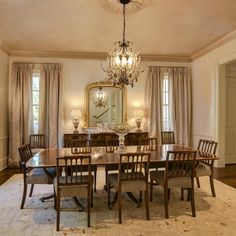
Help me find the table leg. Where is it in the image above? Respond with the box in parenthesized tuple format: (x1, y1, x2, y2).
(109, 191, 141, 209)
(40, 194, 55, 202)
(126, 192, 141, 208)
(73, 197, 84, 211)
(108, 191, 118, 209)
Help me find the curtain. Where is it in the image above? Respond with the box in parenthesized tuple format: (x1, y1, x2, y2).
(9, 63, 33, 166)
(145, 66, 192, 146)
(145, 67, 166, 140)
(39, 63, 64, 148)
(169, 67, 192, 146)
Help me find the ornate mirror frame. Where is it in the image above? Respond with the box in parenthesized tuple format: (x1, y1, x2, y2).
(84, 81, 127, 127)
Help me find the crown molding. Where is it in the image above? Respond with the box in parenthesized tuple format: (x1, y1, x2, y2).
(0, 41, 10, 54)
(143, 54, 191, 62)
(10, 50, 107, 59)
(9, 50, 191, 62)
(191, 30, 236, 61)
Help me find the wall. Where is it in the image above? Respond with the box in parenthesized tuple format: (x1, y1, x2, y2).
(9, 56, 190, 133)
(192, 37, 236, 167)
(0, 48, 9, 170)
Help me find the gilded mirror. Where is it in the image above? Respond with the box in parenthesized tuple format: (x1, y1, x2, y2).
(84, 81, 127, 127)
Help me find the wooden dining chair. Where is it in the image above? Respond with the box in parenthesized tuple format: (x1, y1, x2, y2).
(54, 155, 93, 230)
(104, 138, 119, 191)
(68, 140, 97, 193)
(18, 144, 56, 209)
(107, 152, 150, 224)
(139, 137, 158, 151)
(194, 139, 218, 197)
(150, 150, 197, 218)
(30, 134, 46, 155)
(161, 131, 175, 144)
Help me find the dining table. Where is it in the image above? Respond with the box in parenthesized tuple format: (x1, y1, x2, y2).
(26, 145, 218, 209)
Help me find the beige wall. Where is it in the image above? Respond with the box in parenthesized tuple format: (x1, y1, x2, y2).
(9, 56, 190, 134)
(192, 37, 236, 167)
(0, 48, 9, 170)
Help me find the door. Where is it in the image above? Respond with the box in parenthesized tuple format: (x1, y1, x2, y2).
(225, 66, 236, 164)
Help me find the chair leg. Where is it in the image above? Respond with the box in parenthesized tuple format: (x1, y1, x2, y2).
(145, 190, 150, 220)
(168, 188, 171, 201)
(94, 169, 97, 192)
(139, 191, 142, 203)
(108, 182, 111, 206)
(190, 187, 196, 217)
(164, 187, 169, 219)
(196, 177, 200, 188)
(20, 181, 27, 209)
(87, 188, 91, 227)
(209, 175, 216, 197)
(105, 169, 108, 192)
(181, 188, 184, 200)
(150, 178, 153, 201)
(29, 184, 34, 197)
(91, 188, 94, 208)
(118, 190, 122, 224)
(56, 192, 60, 231)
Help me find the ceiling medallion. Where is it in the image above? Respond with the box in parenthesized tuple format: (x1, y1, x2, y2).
(99, 0, 151, 14)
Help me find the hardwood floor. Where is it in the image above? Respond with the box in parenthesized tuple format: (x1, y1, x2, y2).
(0, 165, 236, 188)
(213, 164, 236, 188)
(0, 167, 21, 185)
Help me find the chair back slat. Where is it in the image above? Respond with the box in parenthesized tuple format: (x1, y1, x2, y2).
(197, 139, 218, 165)
(56, 155, 91, 186)
(30, 134, 45, 148)
(67, 139, 88, 148)
(18, 144, 32, 172)
(161, 131, 175, 144)
(166, 151, 197, 178)
(71, 146, 91, 154)
(139, 137, 158, 151)
(105, 138, 119, 153)
(118, 152, 150, 182)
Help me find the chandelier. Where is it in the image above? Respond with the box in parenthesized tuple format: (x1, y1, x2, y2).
(102, 0, 144, 87)
(94, 87, 107, 108)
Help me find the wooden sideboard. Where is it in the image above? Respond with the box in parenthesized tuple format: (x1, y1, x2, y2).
(63, 132, 149, 147)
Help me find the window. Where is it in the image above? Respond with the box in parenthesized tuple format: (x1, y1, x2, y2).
(32, 71, 40, 134)
(162, 73, 171, 131)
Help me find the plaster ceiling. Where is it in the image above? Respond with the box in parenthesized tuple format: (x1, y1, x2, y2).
(0, 0, 236, 59)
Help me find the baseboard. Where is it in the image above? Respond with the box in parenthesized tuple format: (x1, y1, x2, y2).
(0, 156, 8, 171)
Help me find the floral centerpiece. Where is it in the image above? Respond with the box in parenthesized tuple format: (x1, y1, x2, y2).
(108, 123, 135, 152)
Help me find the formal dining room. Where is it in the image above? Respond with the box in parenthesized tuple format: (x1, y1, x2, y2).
(0, 0, 236, 235)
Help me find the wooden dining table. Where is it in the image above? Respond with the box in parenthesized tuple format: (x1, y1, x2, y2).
(27, 144, 216, 168)
(26, 145, 218, 208)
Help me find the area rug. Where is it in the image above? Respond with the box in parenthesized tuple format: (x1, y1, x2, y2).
(0, 169, 236, 236)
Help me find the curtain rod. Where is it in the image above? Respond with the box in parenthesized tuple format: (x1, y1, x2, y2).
(149, 66, 189, 69)
(13, 62, 60, 65)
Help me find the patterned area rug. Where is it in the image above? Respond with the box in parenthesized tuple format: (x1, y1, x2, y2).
(0, 169, 236, 236)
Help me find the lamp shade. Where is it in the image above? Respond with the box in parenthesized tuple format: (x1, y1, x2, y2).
(71, 109, 81, 119)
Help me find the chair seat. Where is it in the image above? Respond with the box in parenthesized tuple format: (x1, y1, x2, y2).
(31, 148, 45, 155)
(26, 168, 54, 184)
(54, 176, 93, 198)
(194, 162, 212, 177)
(108, 173, 146, 192)
(150, 170, 192, 188)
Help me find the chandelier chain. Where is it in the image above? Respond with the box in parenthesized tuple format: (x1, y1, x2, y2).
(123, 4, 126, 43)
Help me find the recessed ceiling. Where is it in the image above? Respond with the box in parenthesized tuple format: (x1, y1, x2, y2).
(0, 0, 236, 59)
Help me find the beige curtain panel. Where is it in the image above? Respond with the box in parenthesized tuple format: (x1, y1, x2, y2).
(39, 63, 64, 148)
(145, 66, 192, 146)
(169, 67, 192, 146)
(9, 63, 33, 166)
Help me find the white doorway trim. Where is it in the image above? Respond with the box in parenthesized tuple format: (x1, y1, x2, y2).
(217, 52, 236, 167)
